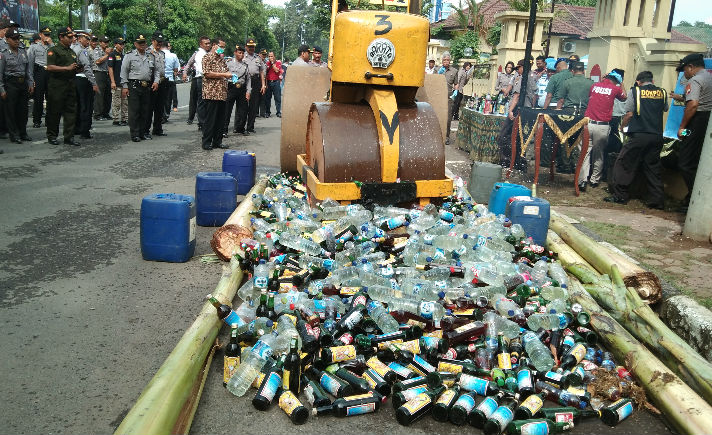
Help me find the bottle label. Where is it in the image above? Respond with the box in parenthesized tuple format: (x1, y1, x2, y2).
(454, 394, 476, 412)
(389, 362, 414, 379)
(399, 339, 421, 355)
(328, 345, 357, 363)
(562, 335, 575, 348)
(223, 311, 246, 327)
(520, 421, 550, 435)
(459, 374, 489, 395)
(489, 406, 514, 429)
(476, 397, 497, 417)
(347, 392, 375, 401)
(252, 339, 273, 359)
(304, 384, 316, 405)
(367, 357, 393, 378)
(320, 373, 343, 396)
(254, 276, 268, 289)
(352, 294, 367, 308)
(520, 394, 543, 414)
(413, 354, 436, 373)
(454, 322, 479, 334)
(497, 352, 512, 370)
(436, 388, 458, 405)
(223, 356, 239, 385)
(402, 386, 428, 401)
(346, 402, 376, 416)
(401, 392, 430, 414)
(343, 311, 364, 329)
(419, 302, 436, 319)
(554, 411, 574, 423)
(517, 369, 533, 390)
(545, 371, 563, 382)
(570, 344, 586, 363)
(278, 390, 301, 416)
(282, 369, 291, 390)
(260, 372, 282, 402)
(377, 339, 403, 350)
(252, 372, 265, 388)
(340, 286, 360, 296)
(438, 361, 463, 375)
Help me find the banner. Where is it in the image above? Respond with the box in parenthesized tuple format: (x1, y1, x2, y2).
(1, 0, 39, 34)
(664, 58, 712, 139)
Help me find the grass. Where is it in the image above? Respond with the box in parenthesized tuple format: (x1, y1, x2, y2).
(579, 222, 632, 244)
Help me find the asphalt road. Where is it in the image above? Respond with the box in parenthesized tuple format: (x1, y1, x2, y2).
(0, 82, 672, 435)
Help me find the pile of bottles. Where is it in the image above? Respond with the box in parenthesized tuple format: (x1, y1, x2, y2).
(210, 173, 639, 431)
(469, 92, 509, 116)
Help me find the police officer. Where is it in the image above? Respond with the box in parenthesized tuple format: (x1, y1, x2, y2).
(121, 34, 160, 142)
(0, 18, 20, 139)
(224, 44, 251, 136)
(93, 35, 112, 121)
(440, 52, 458, 145)
(108, 37, 128, 126)
(242, 38, 265, 134)
(27, 26, 53, 128)
(73, 31, 98, 139)
(310, 46, 327, 67)
(605, 71, 668, 208)
(145, 31, 167, 137)
(46, 26, 80, 146)
(292, 44, 310, 66)
(671, 53, 712, 209)
(0, 27, 34, 143)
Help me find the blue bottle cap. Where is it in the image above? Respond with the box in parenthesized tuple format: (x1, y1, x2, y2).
(438, 291, 446, 299)
(425, 256, 433, 263)
(462, 234, 469, 239)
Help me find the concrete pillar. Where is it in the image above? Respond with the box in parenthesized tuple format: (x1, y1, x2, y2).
(683, 116, 712, 242)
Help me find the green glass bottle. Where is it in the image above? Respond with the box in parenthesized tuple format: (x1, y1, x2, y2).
(395, 385, 446, 426)
(283, 337, 301, 394)
(449, 392, 477, 425)
(601, 398, 634, 426)
(252, 355, 285, 411)
(432, 385, 460, 422)
(223, 323, 241, 387)
(483, 399, 517, 435)
(468, 391, 506, 428)
(514, 392, 547, 420)
(278, 390, 309, 424)
(302, 375, 331, 407)
(535, 406, 601, 423)
(312, 391, 384, 417)
(255, 290, 269, 318)
(491, 367, 507, 387)
(506, 418, 574, 434)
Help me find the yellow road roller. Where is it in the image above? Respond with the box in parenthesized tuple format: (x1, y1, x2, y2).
(281, 0, 452, 206)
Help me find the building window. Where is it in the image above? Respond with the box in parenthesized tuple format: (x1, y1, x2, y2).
(623, 0, 632, 26)
(637, 0, 646, 27)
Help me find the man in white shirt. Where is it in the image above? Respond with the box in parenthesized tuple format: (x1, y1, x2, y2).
(292, 44, 311, 66)
(161, 41, 179, 122)
(182, 36, 211, 128)
(425, 59, 437, 74)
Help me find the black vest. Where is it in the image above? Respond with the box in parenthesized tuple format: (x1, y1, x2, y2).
(627, 84, 667, 135)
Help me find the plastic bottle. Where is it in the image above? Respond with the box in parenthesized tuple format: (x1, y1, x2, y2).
(540, 286, 568, 302)
(387, 298, 446, 325)
(521, 331, 554, 372)
(548, 262, 569, 288)
(527, 313, 565, 331)
(279, 232, 329, 257)
(226, 332, 276, 397)
(366, 300, 400, 333)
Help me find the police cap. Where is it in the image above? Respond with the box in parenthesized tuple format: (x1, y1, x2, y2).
(152, 31, 164, 42)
(235, 44, 245, 52)
(57, 26, 74, 37)
(676, 53, 705, 72)
(135, 34, 148, 43)
(41, 25, 52, 35)
(5, 28, 20, 39)
(114, 37, 125, 44)
(260, 49, 267, 55)
(313, 45, 323, 53)
(246, 38, 257, 46)
(99, 35, 110, 43)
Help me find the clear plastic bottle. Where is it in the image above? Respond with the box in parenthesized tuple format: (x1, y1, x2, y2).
(273, 315, 302, 354)
(226, 332, 276, 397)
(483, 311, 521, 341)
(273, 203, 290, 222)
(387, 298, 445, 324)
(547, 262, 569, 289)
(492, 294, 525, 320)
(253, 260, 270, 292)
(235, 300, 257, 324)
(279, 232, 329, 257)
(238, 278, 261, 303)
(545, 299, 568, 314)
(521, 331, 555, 372)
(366, 300, 399, 333)
(237, 316, 274, 337)
(364, 285, 405, 303)
(526, 313, 563, 331)
(540, 286, 568, 302)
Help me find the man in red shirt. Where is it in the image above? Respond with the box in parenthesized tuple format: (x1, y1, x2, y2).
(579, 70, 627, 190)
(264, 51, 282, 118)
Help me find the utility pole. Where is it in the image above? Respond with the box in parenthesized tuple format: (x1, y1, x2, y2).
(544, 0, 555, 57)
(68, 0, 72, 27)
(518, 0, 538, 111)
(683, 118, 712, 242)
(281, 6, 286, 62)
(81, 0, 89, 30)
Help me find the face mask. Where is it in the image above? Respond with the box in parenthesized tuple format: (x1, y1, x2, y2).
(216, 47, 224, 55)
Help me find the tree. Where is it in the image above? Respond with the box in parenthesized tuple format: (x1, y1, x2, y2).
(39, 0, 81, 29)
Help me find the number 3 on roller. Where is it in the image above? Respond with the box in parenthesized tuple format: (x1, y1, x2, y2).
(375, 15, 392, 35)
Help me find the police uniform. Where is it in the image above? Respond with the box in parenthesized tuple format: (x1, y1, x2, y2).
(0, 27, 34, 143)
(243, 39, 265, 133)
(607, 78, 669, 207)
(93, 36, 112, 120)
(73, 32, 97, 139)
(0, 18, 20, 138)
(108, 37, 128, 125)
(558, 63, 594, 114)
(224, 45, 252, 135)
(46, 26, 79, 145)
(120, 34, 161, 141)
(441, 63, 458, 143)
(676, 53, 712, 202)
(27, 26, 52, 127)
(145, 31, 167, 136)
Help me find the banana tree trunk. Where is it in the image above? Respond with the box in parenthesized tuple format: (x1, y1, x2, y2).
(549, 211, 661, 303)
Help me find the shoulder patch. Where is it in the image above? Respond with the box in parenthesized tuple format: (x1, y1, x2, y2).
(686, 84, 691, 95)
